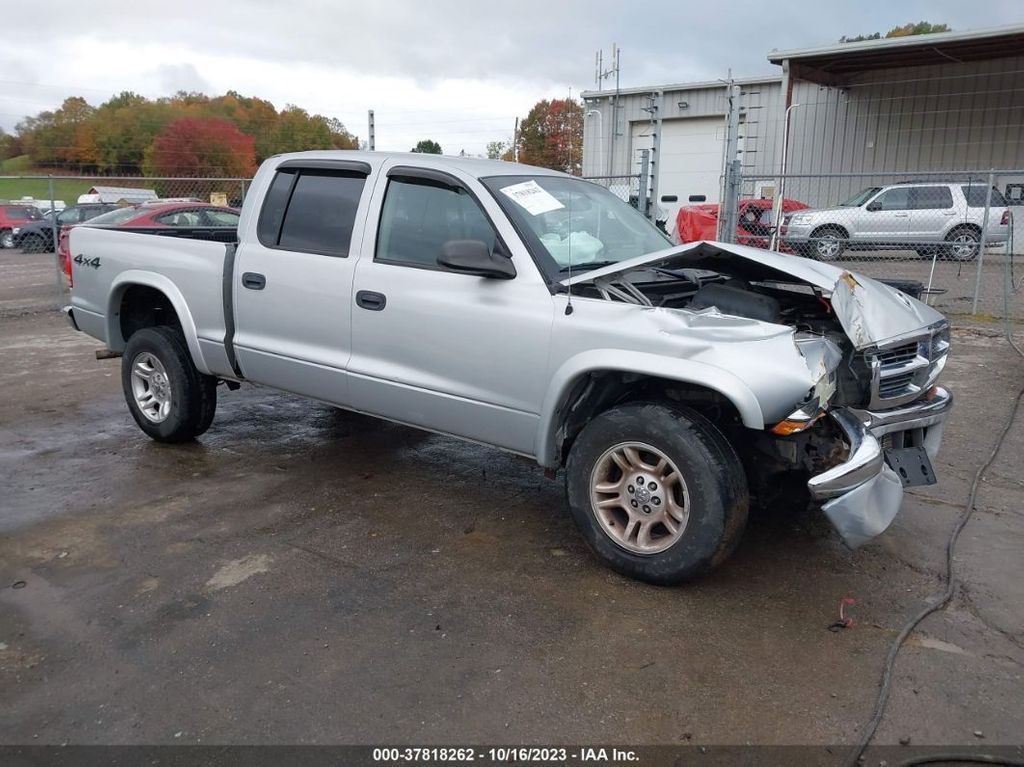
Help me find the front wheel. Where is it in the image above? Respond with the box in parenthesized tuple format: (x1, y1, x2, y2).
(809, 227, 846, 261)
(0, 229, 13, 249)
(566, 402, 749, 585)
(121, 326, 217, 443)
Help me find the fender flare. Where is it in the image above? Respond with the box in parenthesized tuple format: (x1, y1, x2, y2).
(535, 350, 765, 468)
(107, 270, 209, 373)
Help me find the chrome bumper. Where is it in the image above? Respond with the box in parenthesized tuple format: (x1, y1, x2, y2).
(807, 386, 953, 547)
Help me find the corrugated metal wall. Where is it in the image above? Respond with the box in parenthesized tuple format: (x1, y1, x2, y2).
(583, 55, 1024, 203)
(582, 78, 783, 180)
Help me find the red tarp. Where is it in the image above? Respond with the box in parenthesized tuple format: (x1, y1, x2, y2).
(675, 198, 809, 249)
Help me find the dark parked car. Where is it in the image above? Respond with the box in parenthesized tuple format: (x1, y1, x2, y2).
(0, 204, 44, 248)
(13, 203, 120, 252)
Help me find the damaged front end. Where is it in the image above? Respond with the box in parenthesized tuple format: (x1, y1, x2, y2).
(562, 240, 954, 547)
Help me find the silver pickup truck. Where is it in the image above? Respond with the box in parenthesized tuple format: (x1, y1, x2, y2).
(65, 151, 952, 584)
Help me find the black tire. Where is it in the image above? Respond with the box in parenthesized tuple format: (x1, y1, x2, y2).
(944, 227, 980, 261)
(566, 402, 749, 585)
(121, 326, 217, 443)
(0, 229, 12, 249)
(809, 226, 846, 261)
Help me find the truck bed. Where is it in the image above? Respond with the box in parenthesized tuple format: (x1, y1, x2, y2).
(68, 226, 236, 377)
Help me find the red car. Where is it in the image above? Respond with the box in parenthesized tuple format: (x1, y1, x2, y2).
(59, 202, 240, 282)
(675, 198, 810, 249)
(1, 204, 45, 248)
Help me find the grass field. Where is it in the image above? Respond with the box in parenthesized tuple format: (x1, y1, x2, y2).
(0, 177, 95, 205)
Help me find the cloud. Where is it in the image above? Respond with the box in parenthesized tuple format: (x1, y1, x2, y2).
(1, 0, 1020, 153)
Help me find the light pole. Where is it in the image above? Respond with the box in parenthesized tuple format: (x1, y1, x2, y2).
(585, 109, 604, 176)
(769, 102, 801, 251)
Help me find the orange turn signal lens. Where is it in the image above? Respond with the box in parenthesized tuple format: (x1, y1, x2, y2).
(772, 419, 811, 436)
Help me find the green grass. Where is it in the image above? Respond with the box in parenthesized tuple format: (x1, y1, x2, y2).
(0, 176, 95, 206)
(0, 154, 33, 172)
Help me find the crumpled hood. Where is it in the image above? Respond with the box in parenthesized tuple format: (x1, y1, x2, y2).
(560, 240, 946, 350)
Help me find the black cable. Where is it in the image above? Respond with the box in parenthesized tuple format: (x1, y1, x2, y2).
(899, 756, 1024, 766)
(847, 353, 1024, 767)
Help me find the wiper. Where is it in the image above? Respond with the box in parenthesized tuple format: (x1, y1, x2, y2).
(558, 260, 621, 273)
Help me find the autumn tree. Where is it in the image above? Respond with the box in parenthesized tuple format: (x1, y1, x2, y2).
(143, 117, 256, 180)
(13, 90, 359, 173)
(0, 128, 23, 161)
(411, 139, 442, 154)
(486, 140, 514, 161)
(841, 21, 949, 43)
(515, 99, 583, 174)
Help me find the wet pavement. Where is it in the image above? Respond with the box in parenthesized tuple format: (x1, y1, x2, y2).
(1, 248, 1022, 747)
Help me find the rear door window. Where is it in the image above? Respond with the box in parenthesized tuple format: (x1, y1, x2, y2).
(910, 187, 953, 210)
(258, 169, 366, 257)
(961, 184, 1008, 207)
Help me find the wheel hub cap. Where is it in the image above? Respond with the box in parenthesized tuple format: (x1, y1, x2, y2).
(589, 441, 690, 555)
(130, 352, 172, 424)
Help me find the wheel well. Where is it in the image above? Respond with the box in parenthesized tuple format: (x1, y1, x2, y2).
(117, 285, 182, 344)
(811, 224, 848, 239)
(554, 371, 744, 465)
(946, 223, 981, 238)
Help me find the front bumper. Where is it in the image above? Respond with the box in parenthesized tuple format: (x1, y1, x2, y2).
(806, 386, 952, 547)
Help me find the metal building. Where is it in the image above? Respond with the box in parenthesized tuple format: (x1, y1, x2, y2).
(581, 24, 1024, 220)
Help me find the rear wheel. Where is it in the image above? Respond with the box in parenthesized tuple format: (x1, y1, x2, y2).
(121, 327, 217, 443)
(944, 227, 980, 261)
(809, 226, 846, 261)
(566, 402, 749, 585)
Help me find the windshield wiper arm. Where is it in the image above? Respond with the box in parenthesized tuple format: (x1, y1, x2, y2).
(558, 260, 621, 273)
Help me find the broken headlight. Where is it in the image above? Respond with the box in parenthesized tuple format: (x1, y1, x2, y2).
(772, 336, 844, 436)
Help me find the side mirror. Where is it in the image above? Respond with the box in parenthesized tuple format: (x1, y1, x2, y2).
(438, 240, 516, 280)
(866, 201, 881, 212)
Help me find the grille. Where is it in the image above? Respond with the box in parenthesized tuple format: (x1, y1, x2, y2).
(878, 371, 916, 397)
(876, 342, 918, 366)
(865, 324, 949, 409)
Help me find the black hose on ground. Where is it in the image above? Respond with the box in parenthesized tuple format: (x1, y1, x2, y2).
(846, 335, 1024, 767)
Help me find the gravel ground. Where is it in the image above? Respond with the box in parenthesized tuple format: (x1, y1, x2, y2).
(0, 246, 1021, 753)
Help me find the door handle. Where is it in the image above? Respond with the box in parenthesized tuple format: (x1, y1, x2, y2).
(241, 272, 266, 290)
(894, 212, 909, 217)
(356, 290, 386, 311)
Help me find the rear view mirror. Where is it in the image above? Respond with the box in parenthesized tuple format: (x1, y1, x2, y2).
(438, 240, 516, 280)
(688, 194, 707, 203)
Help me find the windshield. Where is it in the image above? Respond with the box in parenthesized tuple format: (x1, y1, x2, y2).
(482, 175, 670, 279)
(84, 206, 141, 226)
(841, 187, 882, 207)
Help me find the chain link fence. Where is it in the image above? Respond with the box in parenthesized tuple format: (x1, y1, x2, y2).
(0, 175, 250, 316)
(709, 170, 1024, 324)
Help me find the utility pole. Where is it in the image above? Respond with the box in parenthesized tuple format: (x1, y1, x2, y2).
(367, 109, 375, 151)
(641, 92, 662, 223)
(513, 117, 519, 162)
(719, 81, 742, 243)
(595, 44, 620, 175)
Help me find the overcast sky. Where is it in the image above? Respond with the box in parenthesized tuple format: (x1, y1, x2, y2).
(1, 1, 1020, 156)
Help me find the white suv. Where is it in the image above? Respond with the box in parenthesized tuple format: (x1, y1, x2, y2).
(781, 182, 1011, 261)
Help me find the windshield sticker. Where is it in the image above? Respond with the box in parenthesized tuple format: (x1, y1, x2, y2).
(500, 180, 565, 216)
